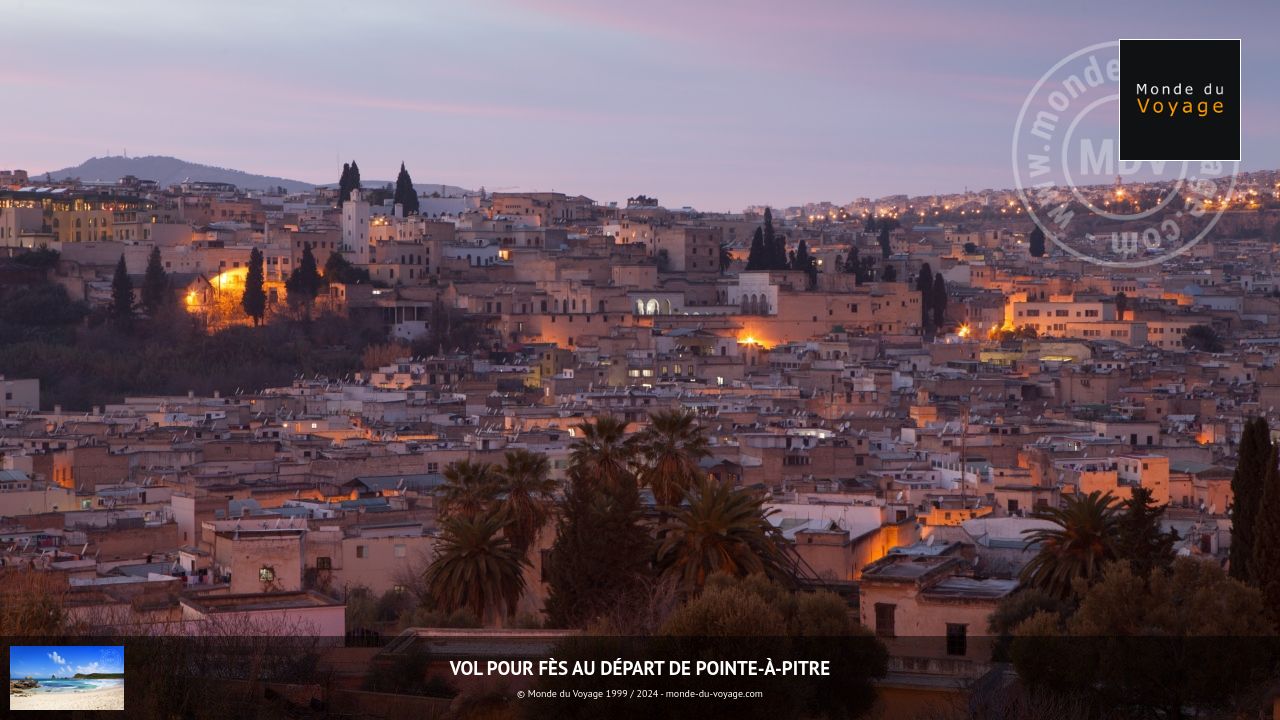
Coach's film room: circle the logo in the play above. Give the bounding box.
[1012,41,1240,267]
[1119,39,1241,162]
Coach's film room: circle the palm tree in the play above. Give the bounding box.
[496,449,557,554]
[1020,490,1121,599]
[425,510,528,622]
[636,409,710,507]
[656,478,788,593]
[438,460,499,519]
[568,416,637,496]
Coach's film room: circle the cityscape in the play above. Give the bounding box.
[4,2,1280,719]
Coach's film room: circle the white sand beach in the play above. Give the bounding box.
[9,684,125,711]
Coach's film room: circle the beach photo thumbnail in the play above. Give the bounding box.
[9,645,125,711]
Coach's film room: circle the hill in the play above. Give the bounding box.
[43,156,472,196]
[42,156,313,193]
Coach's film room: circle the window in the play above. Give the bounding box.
[946,623,968,656]
[259,566,276,583]
[316,556,332,570]
[874,603,896,638]
[394,544,406,558]
[356,545,366,559]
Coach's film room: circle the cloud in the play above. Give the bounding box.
[74,661,109,675]
[48,651,65,665]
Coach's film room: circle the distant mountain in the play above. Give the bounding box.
[43,156,315,193]
[43,155,473,197]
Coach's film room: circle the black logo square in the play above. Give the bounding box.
[1119,39,1240,161]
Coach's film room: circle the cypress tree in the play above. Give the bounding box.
[1254,444,1280,616]
[109,254,133,322]
[393,162,420,215]
[285,242,323,306]
[763,208,784,270]
[844,247,859,274]
[746,227,765,271]
[349,160,361,195]
[141,246,169,314]
[916,264,933,292]
[338,162,352,203]
[1029,226,1046,257]
[917,263,934,330]
[242,247,266,326]
[544,475,653,628]
[1116,486,1177,578]
[791,239,810,271]
[1231,417,1272,582]
[931,274,948,327]
[878,225,891,259]
[774,235,790,270]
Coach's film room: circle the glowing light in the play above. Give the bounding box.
[957,324,972,338]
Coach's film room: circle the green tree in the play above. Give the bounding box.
[1183,324,1224,352]
[567,416,637,496]
[1011,560,1276,719]
[987,587,1071,662]
[660,574,787,636]
[337,163,351,202]
[544,471,653,628]
[1020,491,1120,599]
[635,409,709,508]
[656,478,789,593]
[241,247,266,326]
[1114,486,1177,578]
[1029,225,1046,257]
[916,263,934,330]
[495,449,557,554]
[657,574,887,720]
[12,245,59,269]
[1252,443,1280,617]
[424,510,528,622]
[763,207,785,270]
[141,246,169,314]
[963,241,978,254]
[1115,291,1128,317]
[745,227,766,271]
[393,162,420,215]
[931,273,948,328]
[323,250,371,285]
[338,160,362,203]
[881,263,897,282]
[109,254,133,322]
[285,242,323,306]
[438,460,500,520]
[878,224,891,259]
[1231,416,1271,582]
